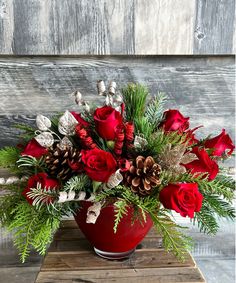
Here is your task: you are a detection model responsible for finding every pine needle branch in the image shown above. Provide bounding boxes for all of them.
[113,199,128,233]
[145,92,167,127]
[0,146,20,169]
[122,83,148,121]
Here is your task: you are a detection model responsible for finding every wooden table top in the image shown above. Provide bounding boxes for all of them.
[35,220,206,283]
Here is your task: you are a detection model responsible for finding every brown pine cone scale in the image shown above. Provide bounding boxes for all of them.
[124,156,162,196]
[45,144,81,181]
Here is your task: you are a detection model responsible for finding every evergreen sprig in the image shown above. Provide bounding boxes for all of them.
[16,155,46,175]
[113,199,128,233]
[0,146,20,169]
[150,210,192,260]
[145,92,167,127]
[122,84,148,121]
[8,202,60,262]
[64,175,91,192]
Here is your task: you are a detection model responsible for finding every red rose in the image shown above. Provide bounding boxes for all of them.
[71,111,89,127]
[183,147,219,180]
[204,129,235,157]
[94,106,123,140]
[159,183,203,218]
[160,109,189,132]
[21,139,48,158]
[81,148,117,182]
[22,173,60,205]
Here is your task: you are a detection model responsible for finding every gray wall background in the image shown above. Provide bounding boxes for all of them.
[0,0,235,55]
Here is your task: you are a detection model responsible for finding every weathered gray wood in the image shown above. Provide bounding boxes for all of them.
[135,0,195,54]
[0,56,234,163]
[0,0,235,55]
[194,0,235,54]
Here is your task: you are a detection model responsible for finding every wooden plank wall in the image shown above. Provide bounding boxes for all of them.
[0,56,234,168]
[0,0,235,55]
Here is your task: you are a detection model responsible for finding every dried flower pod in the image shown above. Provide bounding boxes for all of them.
[74,90,83,105]
[58,110,78,136]
[86,202,102,224]
[105,94,113,106]
[134,135,148,149]
[108,81,117,95]
[82,101,90,113]
[36,114,51,131]
[35,132,54,148]
[97,80,106,96]
[106,170,123,189]
[6,176,20,184]
[58,191,76,203]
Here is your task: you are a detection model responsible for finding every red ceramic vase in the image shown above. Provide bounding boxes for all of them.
[74,201,153,259]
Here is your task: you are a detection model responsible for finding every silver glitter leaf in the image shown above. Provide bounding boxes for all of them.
[58,110,78,136]
[36,114,51,131]
[35,132,54,147]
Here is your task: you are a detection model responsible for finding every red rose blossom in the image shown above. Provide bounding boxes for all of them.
[183,147,219,180]
[71,111,89,127]
[159,183,203,218]
[160,109,189,133]
[22,173,60,205]
[21,139,48,158]
[81,148,117,182]
[204,129,235,157]
[94,106,123,140]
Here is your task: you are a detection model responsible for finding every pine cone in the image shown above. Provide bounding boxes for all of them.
[123,156,162,196]
[45,144,81,181]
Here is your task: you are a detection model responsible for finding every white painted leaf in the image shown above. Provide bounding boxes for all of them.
[36,114,51,131]
[58,110,78,136]
[35,132,54,147]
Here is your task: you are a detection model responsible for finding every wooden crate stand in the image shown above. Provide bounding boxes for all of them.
[35,220,206,283]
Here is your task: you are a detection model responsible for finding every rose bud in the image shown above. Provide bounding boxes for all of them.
[21,139,48,158]
[160,109,189,133]
[159,183,203,218]
[183,147,219,180]
[94,106,123,140]
[22,173,60,205]
[81,148,117,182]
[204,129,235,157]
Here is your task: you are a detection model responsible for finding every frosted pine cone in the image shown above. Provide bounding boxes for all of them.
[45,144,81,181]
[123,156,162,196]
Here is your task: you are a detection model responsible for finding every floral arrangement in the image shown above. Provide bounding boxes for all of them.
[0,81,235,262]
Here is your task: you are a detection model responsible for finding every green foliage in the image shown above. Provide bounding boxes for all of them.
[113,199,128,233]
[150,210,192,260]
[0,146,20,169]
[122,84,149,121]
[17,155,46,175]
[145,92,167,127]
[0,183,25,226]
[8,202,60,262]
[14,123,36,142]
[138,130,187,157]
[193,204,219,234]
[64,175,92,193]
[134,117,154,139]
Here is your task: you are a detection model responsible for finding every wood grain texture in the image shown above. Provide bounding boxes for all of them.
[0,56,234,169]
[0,0,235,55]
[194,0,235,54]
[135,0,195,54]
[34,220,206,283]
